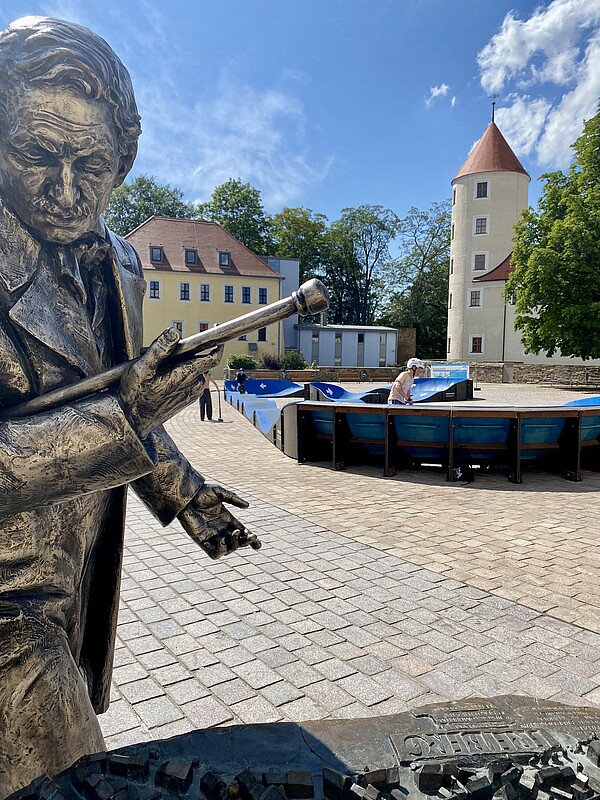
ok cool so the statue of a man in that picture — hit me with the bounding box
[0,17,255,795]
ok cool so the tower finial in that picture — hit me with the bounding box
[490,94,499,123]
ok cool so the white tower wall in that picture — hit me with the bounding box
[448,170,529,361]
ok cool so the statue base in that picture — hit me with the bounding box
[10,696,600,800]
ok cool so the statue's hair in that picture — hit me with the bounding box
[0,16,141,183]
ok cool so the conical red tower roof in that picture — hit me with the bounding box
[453,122,529,181]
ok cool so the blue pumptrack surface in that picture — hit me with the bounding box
[224,379,304,398]
[311,377,466,404]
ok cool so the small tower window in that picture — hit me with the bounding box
[476,181,488,198]
[473,253,487,271]
[474,217,488,235]
[469,290,481,307]
[470,335,484,354]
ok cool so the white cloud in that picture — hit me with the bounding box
[135,73,332,211]
[478,0,600,168]
[425,83,450,109]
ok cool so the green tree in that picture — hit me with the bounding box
[104,175,195,236]
[197,179,273,254]
[271,207,329,282]
[378,201,451,358]
[329,205,400,324]
[506,107,600,359]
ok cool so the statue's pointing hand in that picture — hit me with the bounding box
[177,484,262,559]
[119,327,223,438]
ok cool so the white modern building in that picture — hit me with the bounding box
[295,323,398,367]
[447,120,600,366]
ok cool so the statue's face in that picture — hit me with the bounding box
[0,83,120,243]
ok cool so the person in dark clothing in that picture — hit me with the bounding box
[236,368,247,394]
[199,371,218,420]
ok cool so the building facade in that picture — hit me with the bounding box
[126,217,283,365]
[447,122,530,363]
[295,323,398,367]
[448,121,600,367]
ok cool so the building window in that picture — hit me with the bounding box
[149,280,160,299]
[476,181,488,198]
[242,286,251,304]
[180,282,190,301]
[198,321,210,332]
[150,245,163,263]
[224,285,234,303]
[335,331,343,367]
[238,334,247,341]
[184,248,197,266]
[219,251,230,267]
[257,327,267,342]
[450,258,453,275]
[258,288,268,304]
[474,216,488,235]
[469,290,481,307]
[448,293,453,309]
[200,283,210,302]
[358,333,364,343]
[451,223,455,240]
[171,320,184,335]
[452,187,456,205]
[470,335,484,354]
[448,337,451,352]
[473,253,487,271]
[508,290,517,305]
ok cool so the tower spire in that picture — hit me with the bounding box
[490,94,499,123]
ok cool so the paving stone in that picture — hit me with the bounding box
[135,695,183,728]
[230,695,283,723]
[181,696,233,728]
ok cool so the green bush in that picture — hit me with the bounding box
[227,353,257,370]
[260,353,282,370]
[282,350,308,370]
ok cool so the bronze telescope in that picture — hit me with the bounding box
[3,278,330,419]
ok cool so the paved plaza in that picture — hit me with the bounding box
[102,383,600,750]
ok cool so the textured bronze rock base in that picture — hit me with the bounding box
[9,696,600,800]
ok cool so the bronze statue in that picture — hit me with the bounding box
[0,15,289,796]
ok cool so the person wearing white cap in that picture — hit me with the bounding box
[388,358,425,405]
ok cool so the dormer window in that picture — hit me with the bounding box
[150,245,163,263]
[219,251,230,267]
[185,248,197,266]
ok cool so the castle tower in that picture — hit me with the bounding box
[447,122,529,362]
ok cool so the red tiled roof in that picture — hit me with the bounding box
[453,123,529,181]
[473,253,513,281]
[125,216,282,278]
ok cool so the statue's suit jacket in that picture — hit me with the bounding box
[0,201,203,714]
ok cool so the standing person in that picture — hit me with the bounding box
[236,367,247,394]
[199,370,218,421]
[388,358,425,405]
[0,16,259,794]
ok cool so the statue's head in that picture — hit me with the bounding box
[0,16,142,243]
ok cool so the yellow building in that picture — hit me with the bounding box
[126,217,283,365]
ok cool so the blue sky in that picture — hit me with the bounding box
[2,0,600,222]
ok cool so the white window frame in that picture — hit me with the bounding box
[179,281,191,301]
[469,288,483,308]
[224,285,234,303]
[198,320,211,333]
[148,279,161,299]
[474,180,490,200]
[473,215,489,235]
[241,286,251,304]
[171,319,184,335]
[472,252,488,271]
[200,283,211,302]
[469,334,485,355]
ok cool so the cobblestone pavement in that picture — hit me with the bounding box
[102,383,600,749]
